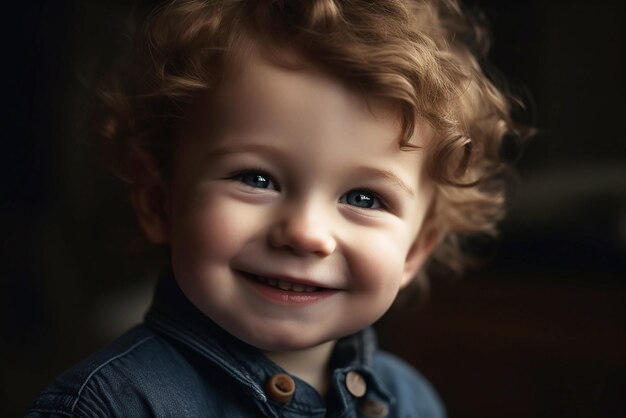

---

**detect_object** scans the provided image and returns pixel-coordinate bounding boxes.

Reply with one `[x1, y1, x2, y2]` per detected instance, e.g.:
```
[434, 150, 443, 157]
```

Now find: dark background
[2, 1, 625, 417]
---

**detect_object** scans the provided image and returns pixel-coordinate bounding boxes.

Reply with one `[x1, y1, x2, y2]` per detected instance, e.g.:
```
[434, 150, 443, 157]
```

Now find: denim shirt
[25, 274, 445, 418]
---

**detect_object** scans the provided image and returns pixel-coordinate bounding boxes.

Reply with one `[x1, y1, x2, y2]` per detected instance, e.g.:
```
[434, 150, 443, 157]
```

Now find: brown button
[266, 373, 295, 403]
[359, 399, 389, 418]
[345, 370, 367, 398]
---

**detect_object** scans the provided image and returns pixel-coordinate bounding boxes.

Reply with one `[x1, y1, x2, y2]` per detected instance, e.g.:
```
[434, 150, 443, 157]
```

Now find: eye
[235, 170, 278, 190]
[340, 190, 383, 209]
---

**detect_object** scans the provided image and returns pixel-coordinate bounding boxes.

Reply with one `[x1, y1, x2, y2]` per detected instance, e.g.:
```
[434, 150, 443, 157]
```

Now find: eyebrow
[354, 166, 416, 198]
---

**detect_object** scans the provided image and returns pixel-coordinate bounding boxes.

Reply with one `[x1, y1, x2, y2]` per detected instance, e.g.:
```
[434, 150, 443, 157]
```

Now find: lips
[237, 270, 339, 305]
[253, 275, 320, 292]
[236, 270, 331, 292]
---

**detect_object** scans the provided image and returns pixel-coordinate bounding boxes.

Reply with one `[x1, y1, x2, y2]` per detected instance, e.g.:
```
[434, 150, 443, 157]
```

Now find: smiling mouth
[238, 270, 339, 305]
[239, 270, 324, 293]
[252, 275, 320, 292]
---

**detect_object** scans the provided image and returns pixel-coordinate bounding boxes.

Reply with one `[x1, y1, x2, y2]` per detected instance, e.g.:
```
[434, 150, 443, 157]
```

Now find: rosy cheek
[348, 234, 404, 290]
[185, 197, 265, 260]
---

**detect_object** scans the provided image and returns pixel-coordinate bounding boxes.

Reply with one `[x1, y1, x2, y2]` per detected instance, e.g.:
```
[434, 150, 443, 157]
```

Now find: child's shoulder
[24, 325, 206, 417]
[373, 351, 446, 418]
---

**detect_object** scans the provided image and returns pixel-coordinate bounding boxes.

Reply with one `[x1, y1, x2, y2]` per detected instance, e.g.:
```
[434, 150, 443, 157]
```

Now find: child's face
[163, 53, 434, 352]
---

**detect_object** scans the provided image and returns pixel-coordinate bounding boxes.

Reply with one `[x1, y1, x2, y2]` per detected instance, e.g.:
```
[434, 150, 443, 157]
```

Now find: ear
[400, 220, 441, 288]
[130, 181, 171, 244]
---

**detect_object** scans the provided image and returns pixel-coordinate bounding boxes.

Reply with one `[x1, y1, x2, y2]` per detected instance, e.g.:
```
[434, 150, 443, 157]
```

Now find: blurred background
[2, 0, 625, 417]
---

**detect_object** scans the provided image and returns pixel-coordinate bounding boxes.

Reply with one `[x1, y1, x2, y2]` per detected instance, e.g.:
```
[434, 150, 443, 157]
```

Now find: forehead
[217, 52, 402, 138]
[184, 51, 433, 171]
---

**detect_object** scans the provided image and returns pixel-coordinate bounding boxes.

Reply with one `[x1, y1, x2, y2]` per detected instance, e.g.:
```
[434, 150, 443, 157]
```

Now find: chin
[239, 325, 333, 353]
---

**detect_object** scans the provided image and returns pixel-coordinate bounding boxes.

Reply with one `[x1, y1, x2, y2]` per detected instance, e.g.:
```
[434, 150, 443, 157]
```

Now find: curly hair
[98, 0, 527, 288]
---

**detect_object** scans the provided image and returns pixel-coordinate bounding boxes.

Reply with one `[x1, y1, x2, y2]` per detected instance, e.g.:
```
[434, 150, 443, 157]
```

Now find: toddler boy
[26, 0, 519, 417]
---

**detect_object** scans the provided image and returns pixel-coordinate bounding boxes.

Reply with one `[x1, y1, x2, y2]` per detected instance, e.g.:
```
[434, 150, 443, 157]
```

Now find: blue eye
[341, 190, 382, 209]
[237, 171, 277, 189]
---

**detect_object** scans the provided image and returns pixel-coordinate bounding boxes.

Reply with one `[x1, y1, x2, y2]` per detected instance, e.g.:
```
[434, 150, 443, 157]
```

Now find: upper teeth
[256, 275, 318, 292]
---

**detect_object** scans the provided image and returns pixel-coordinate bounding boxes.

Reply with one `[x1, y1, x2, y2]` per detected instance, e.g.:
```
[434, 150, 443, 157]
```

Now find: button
[266, 373, 295, 403]
[359, 399, 389, 418]
[345, 370, 367, 398]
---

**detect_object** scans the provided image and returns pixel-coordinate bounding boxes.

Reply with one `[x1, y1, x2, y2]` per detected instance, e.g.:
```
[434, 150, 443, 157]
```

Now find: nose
[268, 201, 337, 257]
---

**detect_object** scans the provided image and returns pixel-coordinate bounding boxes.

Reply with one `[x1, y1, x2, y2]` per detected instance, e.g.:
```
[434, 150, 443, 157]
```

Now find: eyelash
[340, 188, 388, 211]
[227, 168, 389, 211]
[228, 167, 280, 191]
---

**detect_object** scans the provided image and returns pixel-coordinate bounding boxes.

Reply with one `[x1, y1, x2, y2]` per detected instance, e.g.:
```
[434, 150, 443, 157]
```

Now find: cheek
[171, 196, 262, 268]
[347, 232, 408, 292]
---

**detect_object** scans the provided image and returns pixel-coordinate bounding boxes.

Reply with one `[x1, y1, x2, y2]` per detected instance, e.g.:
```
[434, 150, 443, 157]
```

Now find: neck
[263, 340, 337, 396]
